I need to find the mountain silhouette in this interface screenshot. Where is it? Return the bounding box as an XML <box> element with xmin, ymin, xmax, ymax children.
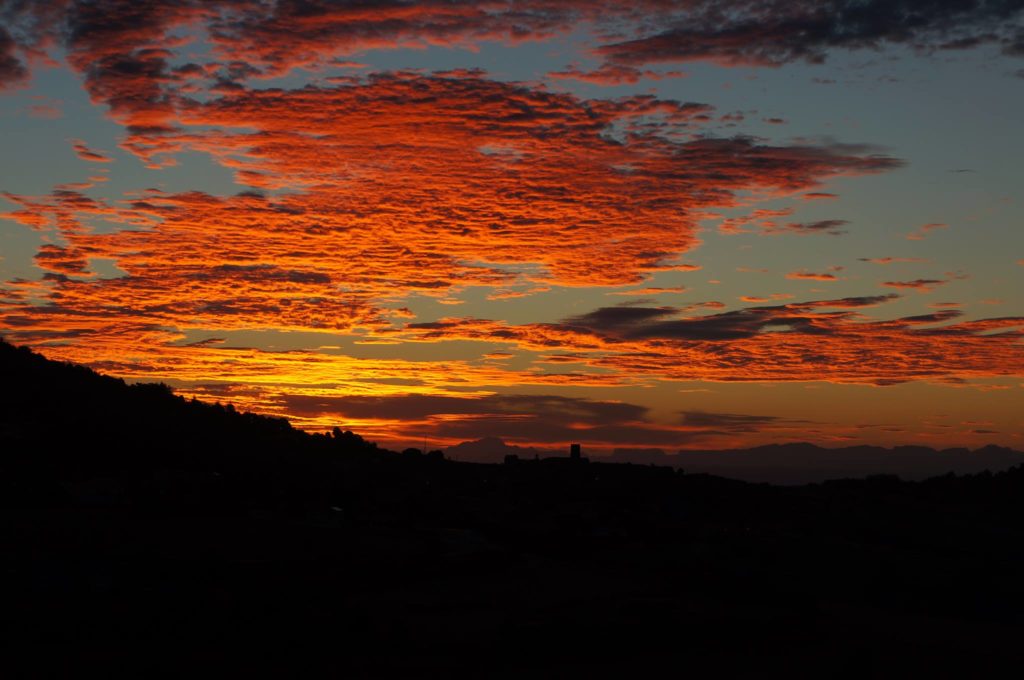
<box><xmin>616</xmin><ymin>442</ymin><xmax>1024</xmax><ymax>484</ymax></box>
<box><xmin>5</xmin><ymin>337</ymin><xmax>1024</xmax><ymax>675</ymax></box>
<box><xmin>448</xmin><ymin>437</ymin><xmax>1024</xmax><ymax>483</ymax></box>
<box><xmin>670</xmin><ymin>442</ymin><xmax>1024</xmax><ymax>483</ymax></box>
<box><xmin>445</xmin><ymin>436</ymin><xmax>557</xmax><ymax>463</ymax></box>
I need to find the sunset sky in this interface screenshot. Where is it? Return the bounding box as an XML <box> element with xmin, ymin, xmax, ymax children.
<box><xmin>1</xmin><ymin>1</ymin><xmax>1023</xmax><ymax>453</ymax></box>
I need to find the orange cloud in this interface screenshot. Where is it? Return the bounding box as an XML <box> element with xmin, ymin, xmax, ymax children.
<box><xmin>7</xmin><ymin>1</ymin><xmax>1023</xmax><ymax>106</ymax></box>
<box><xmin>71</xmin><ymin>140</ymin><xmax>112</xmax><ymax>163</ymax></box>
<box><xmin>593</xmin><ymin>2</ymin><xmax>1024</xmax><ymax>68</ymax></box>
<box><xmin>882</xmin><ymin>279</ymin><xmax>948</xmax><ymax>292</ymax></box>
<box><xmin>606</xmin><ymin>287</ymin><xmax>687</xmax><ymax>296</ymax></box>
<box><xmin>719</xmin><ymin>208</ymin><xmax>848</xmax><ymax>236</ymax></box>
<box><xmin>739</xmin><ymin>294</ymin><xmax>793</xmax><ymax>302</ymax></box>
<box><xmin>906</xmin><ymin>222</ymin><xmax>948</xmax><ymax>240</ymax></box>
<box><xmin>28</xmin><ymin>102</ymin><xmax>63</xmax><ymax>119</ymax></box>
<box><xmin>3</xmin><ymin>74</ymin><xmax>901</xmax><ymax>364</ymax></box>
<box><xmin>33</xmin><ymin>244</ymin><xmax>89</xmax><ymax>275</ymax></box>
<box><xmin>859</xmin><ymin>257</ymin><xmax>929</xmax><ymax>265</ymax></box>
<box><xmin>786</xmin><ymin>270</ymin><xmax>839</xmax><ymax>281</ymax></box>
<box><xmin>548</xmin><ymin>64</ymin><xmax>686</xmax><ymax>86</ymax></box>
<box><xmin>389</xmin><ymin>299</ymin><xmax>1024</xmax><ymax>387</ymax></box>
<box><xmin>0</xmin><ymin>25</ymin><xmax>29</xmax><ymax>88</ymax></box>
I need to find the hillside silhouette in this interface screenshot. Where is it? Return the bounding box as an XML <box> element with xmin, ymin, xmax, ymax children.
<box><xmin>0</xmin><ymin>337</ymin><xmax>388</xmax><ymax>512</ymax></box>
<box><xmin>4</xmin><ymin>338</ymin><xmax>1024</xmax><ymax>676</ymax></box>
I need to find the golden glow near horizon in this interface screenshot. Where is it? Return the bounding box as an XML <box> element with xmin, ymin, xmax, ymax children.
<box><xmin>1</xmin><ymin>1</ymin><xmax>1022</xmax><ymax>452</ymax></box>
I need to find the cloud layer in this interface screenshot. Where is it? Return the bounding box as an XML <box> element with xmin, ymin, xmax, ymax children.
<box><xmin>398</xmin><ymin>298</ymin><xmax>1024</xmax><ymax>386</ymax></box>
<box><xmin>4</xmin><ymin>1</ymin><xmax>1021</xmax><ymax>99</ymax></box>
<box><xmin>1</xmin><ymin>1</ymin><xmax>1022</xmax><ymax>450</ymax></box>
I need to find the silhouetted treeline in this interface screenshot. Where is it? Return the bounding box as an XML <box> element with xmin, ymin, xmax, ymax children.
<box><xmin>4</xmin><ymin>337</ymin><xmax>1024</xmax><ymax>676</ymax></box>
<box><xmin>1</xmin><ymin>337</ymin><xmax>395</xmax><ymax>513</ymax></box>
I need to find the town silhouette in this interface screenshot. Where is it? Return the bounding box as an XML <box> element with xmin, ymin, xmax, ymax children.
<box><xmin>4</xmin><ymin>338</ymin><xmax>1024</xmax><ymax>675</ymax></box>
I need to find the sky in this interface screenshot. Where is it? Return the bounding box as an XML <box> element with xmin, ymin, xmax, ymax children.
<box><xmin>1</xmin><ymin>1</ymin><xmax>1023</xmax><ymax>454</ymax></box>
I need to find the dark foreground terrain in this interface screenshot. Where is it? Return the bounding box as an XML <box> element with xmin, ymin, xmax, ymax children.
<box><xmin>3</xmin><ymin>339</ymin><xmax>1024</xmax><ymax>677</ymax></box>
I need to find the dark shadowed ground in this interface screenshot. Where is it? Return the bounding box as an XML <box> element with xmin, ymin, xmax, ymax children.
<box><xmin>3</xmin><ymin>338</ymin><xmax>1024</xmax><ymax>677</ymax></box>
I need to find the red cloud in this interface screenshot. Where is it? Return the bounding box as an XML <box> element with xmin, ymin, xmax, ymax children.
<box><xmin>2</xmin><ymin>2</ymin><xmax>1019</xmax><ymax>447</ymax></box>
<box><xmin>71</xmin><ymin>140</ymin><xmax>113</xmax><ymax>163</ymax></box>
<box><xmin>6</xmin><ymin>1</ymin><xmax>1023</xmax><ymax>109</ymax></box>
<box><xmin>906</xmin><ymin>222</ymin><xmax>948</xmax><ymax>240</ymax></box>
<box><xmin>28</xmin><ymin>103</ymin><xmax>63</xmax><ymax>119</ymax></box>
<box><xmin>594</xmin><ymin>2</ymin><xmax>1024</xmax><ymax>68</ymax></box>
<box><xmin>786</xmin><ymin>270</ymin><xmax>839</xmax><ymax>281</ymax></box>
<box><xmin>859</xmin><ymin>257</ymin><xmax>929</xmax><ymax>265</ymax></box>
<box><xmin>882</xmin><ymin>279</ymin><xmax>948</xmax><ymax>292</ymax></box>
<box><xmin>607</xmin><ymin>287</ymin><xmax>687</xmax><ymax>296</ymax></box>
<box><xmin>33</xmin><ymin>244</ymin><xmax>89</xmax><ymax>275</ymax></box>
<box><xmin>2</xmin><ymin>71</ymin><xmax>903</xmax><ymax>403</ymax></box>
<box><xmin>548</xmin><ymin>64</ymin><xmax>685</xmax><ymax>86</ymax></box>
<box><xmin>0</xmin><ymin>25</ymin><xmax>29</xmax><ymax>89</ymax></box>
<box><xmin>719</xmin><ymin>208</ymin><xmax>847</xmax><ymax>236</ymax></box>
<box><xmin>740</xmin><ymin>294</ymin><xmax>793</xmax><ymax>303</ymax></box>
<box><xmin>389</xmin><ymin>300</ymin><xmax>1024</xmax><ymax>387</ymax></box>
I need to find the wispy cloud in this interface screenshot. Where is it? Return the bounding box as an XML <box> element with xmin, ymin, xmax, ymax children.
<box><xmin>71</xmin><ymin>140</ymin><xmax>112</xmax><ymax>163</ymax></box>
<box><xmin>906</xmin><ymin>222</ymin><xmax>948</xmax><ymax>240</ymax></box>
<box><xmin>786</xmin><ymin>269</ymin><xmax>840</xmax><ymax>281</ymax></box>
<box><xmin>393</xmin><ymin>297</ymin><xmax>1024</xmax><ymax>386</ymax></box>
<box><xmin>859</xmin><ymin>257</ymin><xmax>929</xmax><ymax>265</ymax></box>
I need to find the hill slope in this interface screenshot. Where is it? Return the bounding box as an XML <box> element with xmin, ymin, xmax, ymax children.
<box><xmin>5</xmin><ymin>338</ymin><xmax>1024</xmax><ymax>675</ymax></box>
<box><xmin>0</xmin><ymin>337</ymin><xmax>395</xmax><ymax>513</ymax></box>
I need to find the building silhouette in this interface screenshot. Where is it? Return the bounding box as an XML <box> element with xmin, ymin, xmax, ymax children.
<box><xmin>504</xmin><ymin>443</ymin><xmax>587</xmax><ymax>465</ymax></box>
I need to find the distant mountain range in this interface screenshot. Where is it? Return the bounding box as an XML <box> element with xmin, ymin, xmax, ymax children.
<box><xmin>445</xmin><ymin>436</ymin><xmax>559</xmax><ymax>463</ymax></box>
<box><xmin>639</xmin><ymin>443</ymin><xmax>1023</xmax><ymax>484</ymax></box>
<box><xmin>446</xmin><ymin>439</ymin><xmax>1024</xmax><ymax>484</ymax></box>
